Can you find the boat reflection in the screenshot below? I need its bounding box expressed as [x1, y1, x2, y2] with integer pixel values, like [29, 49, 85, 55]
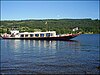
[32, 40, 57, 49]
[67, 40, 81, 51]
[11, 39, 81, 53]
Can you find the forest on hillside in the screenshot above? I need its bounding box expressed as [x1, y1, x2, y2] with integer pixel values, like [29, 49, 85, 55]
[0, 19, 100, 34]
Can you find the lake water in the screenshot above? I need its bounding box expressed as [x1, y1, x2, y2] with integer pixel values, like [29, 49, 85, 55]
[0, 34, 100, 74]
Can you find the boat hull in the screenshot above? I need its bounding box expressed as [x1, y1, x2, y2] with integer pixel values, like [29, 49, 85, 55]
[2, 34, 79, 40]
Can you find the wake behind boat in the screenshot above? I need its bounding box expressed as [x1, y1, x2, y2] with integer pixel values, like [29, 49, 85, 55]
[1, 30, 81, 40]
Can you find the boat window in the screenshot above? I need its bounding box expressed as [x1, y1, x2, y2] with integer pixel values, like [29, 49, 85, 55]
[35, 34, 39, 37]
[30, 34, 34, 37]
[21, 34, 24, 37]
[51, 33, 53, 36]
[40, 34, 44, 37]
[46, 33, 50, 37]
[25, 34, 28, 37]
[16, 33, 19, 35]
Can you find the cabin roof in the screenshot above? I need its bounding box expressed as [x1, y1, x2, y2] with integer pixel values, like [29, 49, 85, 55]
[19, 31, 56, 34]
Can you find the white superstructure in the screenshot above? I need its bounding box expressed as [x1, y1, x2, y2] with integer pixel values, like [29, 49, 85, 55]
[9, 30, 56, 38]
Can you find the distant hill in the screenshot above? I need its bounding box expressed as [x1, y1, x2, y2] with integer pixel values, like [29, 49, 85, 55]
[0, 19, 100, 34]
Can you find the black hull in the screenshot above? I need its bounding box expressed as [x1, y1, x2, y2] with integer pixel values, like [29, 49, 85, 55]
[2, 35, 78, 41]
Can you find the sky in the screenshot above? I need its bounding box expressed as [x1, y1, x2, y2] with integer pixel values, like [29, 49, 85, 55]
[1, 1, 99, 20]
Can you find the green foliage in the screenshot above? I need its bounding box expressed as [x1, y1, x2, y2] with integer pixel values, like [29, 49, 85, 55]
[0, 19, 99, 34]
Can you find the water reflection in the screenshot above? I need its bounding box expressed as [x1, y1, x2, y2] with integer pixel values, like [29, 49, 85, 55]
[1, 39, 81, 54]
[1, 40, 81, 74]
[11, 40, 80, 51]
[1, 39, 81, 63]
[67, 40, 81, 51]
[13, 40, 21, 53]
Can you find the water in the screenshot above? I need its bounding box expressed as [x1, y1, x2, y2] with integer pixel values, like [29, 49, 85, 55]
[0, 34, 100, 74]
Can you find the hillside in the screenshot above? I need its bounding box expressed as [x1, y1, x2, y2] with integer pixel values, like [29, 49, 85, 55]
[0, 19, 100, 34]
